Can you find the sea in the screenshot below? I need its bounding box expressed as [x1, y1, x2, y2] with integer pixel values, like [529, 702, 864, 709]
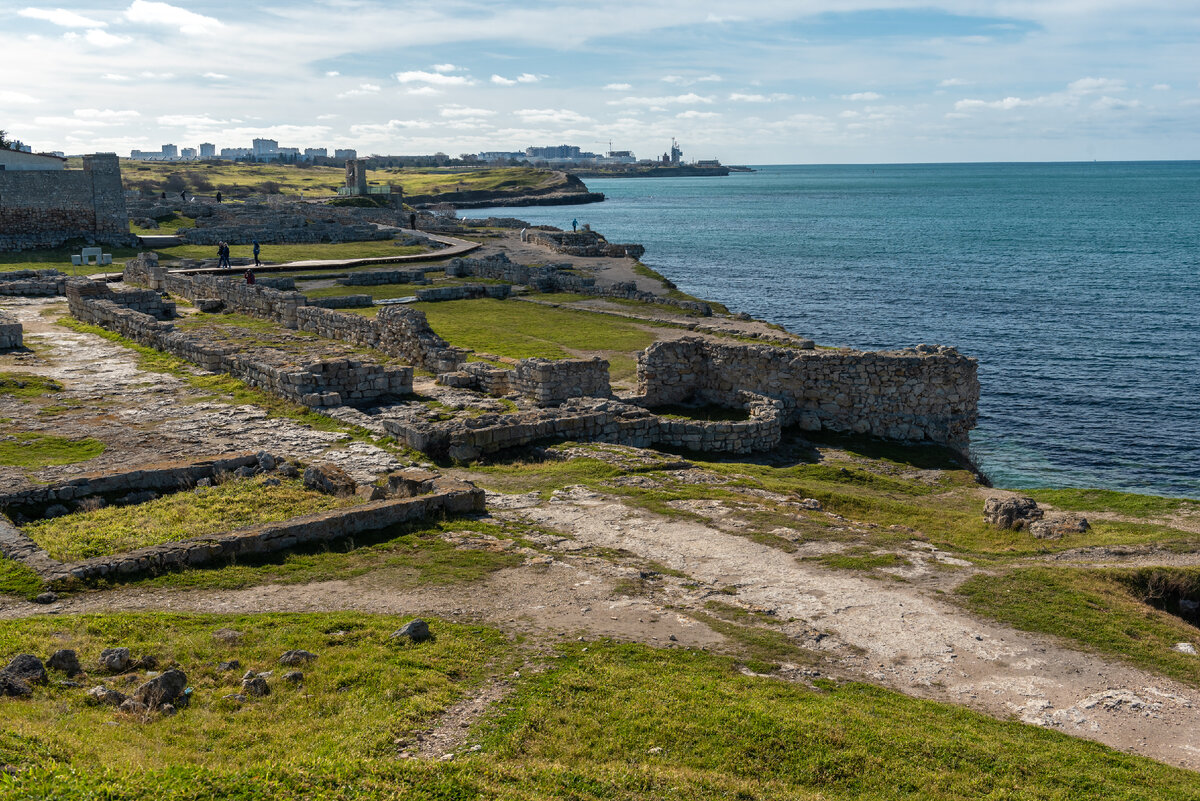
[469, 162, 1200, 498]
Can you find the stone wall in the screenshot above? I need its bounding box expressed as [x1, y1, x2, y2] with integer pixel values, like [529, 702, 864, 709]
[337, 269, 429, 286]
[382, 396, 782, 461]
[513, 357, 611, 405]
[527, 230, 645, 260]
[66, 281, 411, 407]
[307, 295, 373, 309]
[0, 311, 22, 350]
[293, 305, 468, 373]
[414, 283, 511, 302]
[0, 269, 68, 297]
[0, 154, 133, 250]
[446, 254, 709, 315]
[636, 337, 979, 448]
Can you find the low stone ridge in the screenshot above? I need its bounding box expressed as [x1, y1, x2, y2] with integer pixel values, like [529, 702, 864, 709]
[1, 471, 486, 586]
[527, 230, 645, 260]
[383, 394, 783, 461]
[67, 280, 412, 408]
[337, 268, 430, 286]
[637, 337, 979, 450]
[414, 283, 510, 302]
[0, 269, 67, 297]
[0, 311, 23, 350]
[446, 254, 709, 315]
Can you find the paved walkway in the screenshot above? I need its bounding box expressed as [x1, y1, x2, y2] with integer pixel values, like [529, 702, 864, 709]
[107, 229, 480, 281]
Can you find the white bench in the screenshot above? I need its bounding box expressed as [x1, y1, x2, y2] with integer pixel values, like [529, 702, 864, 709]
[72, 248, 112, 267]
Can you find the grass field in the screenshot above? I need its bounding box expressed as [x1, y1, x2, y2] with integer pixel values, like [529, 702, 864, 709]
[3, 612, 1199, 800]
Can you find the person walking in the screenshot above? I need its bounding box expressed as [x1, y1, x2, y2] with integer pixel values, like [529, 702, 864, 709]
[572, 218, 578, 232]
[252, 240, 261, 267]
[216, 190, 222, 203]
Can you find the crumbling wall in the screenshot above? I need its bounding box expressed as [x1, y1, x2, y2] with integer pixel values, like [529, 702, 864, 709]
[0, 154, 132, 250]
[512, 357, 611, 405]
[414, 283, 510, 302]
[0, 269, 68, 297]
[527, 230, 645, 260]
[637, 337, 979, 448]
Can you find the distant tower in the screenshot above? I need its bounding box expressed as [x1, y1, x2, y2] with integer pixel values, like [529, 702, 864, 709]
[345, 159, 368, 195]
[670, 137, 682, 166]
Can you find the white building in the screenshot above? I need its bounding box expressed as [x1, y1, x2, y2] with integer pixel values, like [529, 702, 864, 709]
[0, 148, 66, 171]
[199, 143, 216, 158]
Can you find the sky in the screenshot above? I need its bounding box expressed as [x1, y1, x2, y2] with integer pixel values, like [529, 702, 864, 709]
[3, 0, 1198, 164]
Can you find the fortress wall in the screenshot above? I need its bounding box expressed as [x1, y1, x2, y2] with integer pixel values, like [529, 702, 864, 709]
[0, 270, 67, 296]
[0, 154, 131, 250]
[637, 337, 979, 448]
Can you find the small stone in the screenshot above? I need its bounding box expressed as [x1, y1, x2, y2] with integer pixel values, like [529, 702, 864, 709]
[798, 498, 823, 511]
[303, 463, 356, 496]
[647, 746, 663, 755]
[195, 477, 213, 489]
[283, 670, 304, 683]
[118, 698, 148, 714]
[261, 477, 281, 487]
[242, 670, 257, 681]
[256, 451, 277, 472]
[278, 650, 317, 666]
[33, 592, 58, 605]
[278, 462, 300, 479]
[982, 497, 1043, 530]
[43, 504, 69, 519]
[223, 693, 248, 703]
[87, 685, 128, 706]
[160, 703, 177, 716]
[390, 619, 433, 643]
[212, 628, 242, 645]
[242, 677, 270, 697]
[2, 654, 47, 685]
[1173, 643, 1197, 655]
[216, 660, 241, 672]
[234, 466, 256, 479]
[47, 649, 82, 676]
[56, 680, 83, 688]
[99, 647, 131, 673]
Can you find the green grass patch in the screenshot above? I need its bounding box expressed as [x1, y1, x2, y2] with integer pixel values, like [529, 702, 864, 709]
[0, 432, 105, 469]
[0, 558, 45, 598]
[0, 373, 63, 398]
[655, 403, 750, 422]
[806, 547, 912, 572]
[304, 283, 422, 301]
[155, 241, 427, 264]
[0, 242, 141, 276]
[22, 476, 363, 562]
[958, 567, 1200, 686]
[1024, 487, 1197, 517]
[476, 640, 1200, 800]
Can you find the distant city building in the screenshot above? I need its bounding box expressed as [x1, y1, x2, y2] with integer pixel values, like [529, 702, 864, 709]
[180, 147, 197, 160]
[162, 143, 178, 160]
[129, 144, 181, 161]
[278, 147, 300, 158]
[524, 144, 598, 161]
[199, 142, 216, 158]
[304, 147, 327, 158]
[252, 138, 279, 158]
[8, 140, 34, 153]
[220, 147, 253, 159]
[478, 151, 526, 163]
[334, 148, 357, 160]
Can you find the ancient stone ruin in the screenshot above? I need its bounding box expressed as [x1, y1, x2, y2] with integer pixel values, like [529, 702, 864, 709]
[0, 154, 133, 250]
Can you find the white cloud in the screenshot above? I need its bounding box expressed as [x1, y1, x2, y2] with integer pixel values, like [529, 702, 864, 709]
[156, 114, 227, 127]
[124, 1, 222, 35]
[19, 7, 107, 27]
[603, 83, 632, 91]
[84, 29, 131, 47]
[1092, 96, 1141, 110]
[676, 110, 721, 119]
[0, 90, 41, 105]
[729, 92, 791, 102]
[325, 71, 340, 77]
[440, 105, 495, 118]
[406, 86, 443, 97]
[491, 75, 517, 86]
[316, 114, 338, 120]
[608, 93, 714, 106]
[337, 83, 381, 98]
[1068, 77, 1126, 94]
[139, 71, 175, 79]
[349, 119, 435, 136]
[517, 73, 541, 83]
[663, 74, 721, 86]
[514, 108, 592, 124]
[1152, 83, 1171, 91]
[203, 72, 229, 80]
[102, 73, 131, 81]
[431, 63, 458, 73]
[843, 92, 883, 101]
[74, 108, 140, 121]
[939, 78, 970, 87]
[394, 70, 474, 86]
[955, 97, 1029, 111]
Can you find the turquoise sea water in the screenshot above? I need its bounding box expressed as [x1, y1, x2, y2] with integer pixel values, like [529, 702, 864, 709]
[470, 163, 1200, 498]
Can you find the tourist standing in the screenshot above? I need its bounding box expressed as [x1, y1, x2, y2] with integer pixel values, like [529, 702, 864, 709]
[252, 240, 261, 267]
[244, 268, 255, 285]
[572, 218, 578, 232]
[216, 190, 222, 203]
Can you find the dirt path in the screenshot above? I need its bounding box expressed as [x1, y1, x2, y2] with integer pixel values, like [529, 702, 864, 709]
[506, 488, 1200, 771]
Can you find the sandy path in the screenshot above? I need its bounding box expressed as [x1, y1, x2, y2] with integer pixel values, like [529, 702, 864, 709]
[512, 490, 1200, 771]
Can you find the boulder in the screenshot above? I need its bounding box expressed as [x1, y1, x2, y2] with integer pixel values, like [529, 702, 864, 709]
[212, 628, 243, 645]
[278, 650, 317, 666]
[216, 660, 241, 672]
[256, 451, 277, 472]
[33, 592, 58, 605]
[118, 698, 148, 714]
[982, 497, 1043, 530]
[242, 676, 270, 697]
[390, 619, 433, 643]
[47, 649, 82, 677]
[303, 463, 356, 497]
[385, 468, 439, 498]
[283, 671, 304, 683]
[99, 647, 131, 673]
[133, 669, 187, 708]
[1029, 516, 1090, 540]
[2, 654, 47, 685]
[0, 673, 31, 698]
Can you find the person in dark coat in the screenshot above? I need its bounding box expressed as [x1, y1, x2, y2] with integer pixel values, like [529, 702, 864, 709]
[252, 240, 261, 267]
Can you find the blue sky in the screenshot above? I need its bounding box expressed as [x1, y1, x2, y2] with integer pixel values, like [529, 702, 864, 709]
[3, 1, 1198, 163]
